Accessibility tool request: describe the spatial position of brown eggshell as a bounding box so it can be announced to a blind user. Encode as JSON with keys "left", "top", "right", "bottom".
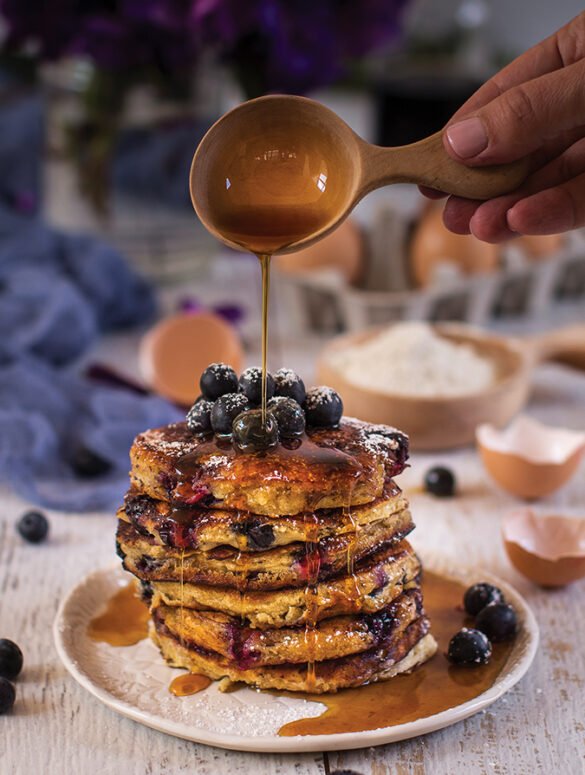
{"left": 410, "top": 204, "right": 500, "bottom": 287}
{"left": 275, "top": 218, "right": 363, "bottom": 284}
{"left": 477, "top": 417, "right": 585, "bottom": 500}
{"left": 502, "top": 510, "right": 585, "bottom": 587}
{"left": 140, "top": 312, "right": 243, "bottom": 406}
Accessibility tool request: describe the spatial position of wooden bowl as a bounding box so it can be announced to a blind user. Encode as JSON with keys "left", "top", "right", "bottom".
{"left": 316, "top": 323, "right": 531, "bottom": 450}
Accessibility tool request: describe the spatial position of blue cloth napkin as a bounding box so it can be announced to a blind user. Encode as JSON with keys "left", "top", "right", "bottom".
{"left": 0, "top": 206, "right": 181, "bottom": 511}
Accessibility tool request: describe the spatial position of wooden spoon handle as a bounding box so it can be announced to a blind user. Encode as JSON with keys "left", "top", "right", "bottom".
{"left": 361, "top": 131, "right": 530, "bottom": 200}
{"left": 530, "top": 324, "right": 585, "bottom": 370}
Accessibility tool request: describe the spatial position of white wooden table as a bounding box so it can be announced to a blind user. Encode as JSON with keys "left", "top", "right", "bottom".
{"left": 2, "top": 331, "right": 585, "bottom": 774}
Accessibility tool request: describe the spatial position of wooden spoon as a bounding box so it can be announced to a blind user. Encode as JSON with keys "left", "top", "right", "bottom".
{"left": 316, "top": 323, "right": 585, "bottom": 450}
{"left": 190, "top": 95, "right": 530, "bottom": 256}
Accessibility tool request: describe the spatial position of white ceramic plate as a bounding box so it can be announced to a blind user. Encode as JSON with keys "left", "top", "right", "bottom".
{"left": 53, "top": 561, "right": 539, "bottom": 753}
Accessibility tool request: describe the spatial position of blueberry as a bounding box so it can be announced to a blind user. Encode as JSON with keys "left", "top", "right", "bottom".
{"left": 200, "top": 363, "right": 238, "bottom": 401}
{"left": 304, "top": 386, "right": 343, "bottom": 427}
{"left": 463, "top": 583, "right": 505, "bottom": 616}
{"left": 0, "top": 678, "right": 15, "bottom": 714}
{"left": 232, "top": 408, "right": 279, "bottom": 451}
{"left": 447, "top": 628, "right": 492, "bottom": 665}
{"left": 17, "top": 511, "right": 49, "bottom": 544}
{"left": 72, "top": 448, "right": 112, "bottom": 478}
{"left": 267, "top": 396, "right": 305, "bottom": 438}
{"left": 424, "top": 466, "right": 456, "bottom": 497}
{"left": 234, "top": 518, "right": 276, "bottom": 549}
{"left": 239, "top": 367, "right": 275, "bottom": 405}
{"left": 186, "top": 398, "right": 213, "bottom": 434}
{"left": 210, "top": 393, "right": 250, "bottom": 435}
{"left": 475, "top": 602, "right": 517, "bottom": 642}
{"left": 273, "top": 368, "right": 306, "bottom": 405}
{"left": 0, "top": 640, "right": 23, "bottom": 680}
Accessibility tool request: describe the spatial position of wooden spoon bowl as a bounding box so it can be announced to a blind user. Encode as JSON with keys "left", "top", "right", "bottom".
{"left": 190, "top": 95, "right": 530, "bottom": 256}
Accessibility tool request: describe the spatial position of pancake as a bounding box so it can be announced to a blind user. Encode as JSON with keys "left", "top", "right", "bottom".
{"left": 149, "top": 540, "right": 421, "bottom": 628}
{"left": 121, "top": 479, "right": 408, "bottom": 551}
{"left": 116, "top": 505, "right": 414, "bottom": 590}
{"left": 152, "top": 614, "right": 436, "bottom": 693}
{"left": 129, "top": 418, "right": 408, "bottom": 516}
{"left": 152, "top": 588, "right": 422, "bottom": 667}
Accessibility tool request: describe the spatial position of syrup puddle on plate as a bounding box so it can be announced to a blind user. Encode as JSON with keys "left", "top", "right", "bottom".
{"left": 169, "top": 673, "right": 212, "bottom": 697}
{"left": 87, "top": 582, "right": 149, "bottom": 647}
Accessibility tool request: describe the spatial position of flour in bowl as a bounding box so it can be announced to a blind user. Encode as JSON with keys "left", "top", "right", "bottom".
{"left": 330, "top": 322, "right": 495, "bottom": 397}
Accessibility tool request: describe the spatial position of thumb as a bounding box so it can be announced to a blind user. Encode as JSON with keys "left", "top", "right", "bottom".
{"left": 444, "top": 59, "right": 585, "bottom": 165}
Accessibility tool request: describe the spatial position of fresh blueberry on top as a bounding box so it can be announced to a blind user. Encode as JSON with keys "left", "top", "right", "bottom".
{"left": 239, "top": 367, "right": 275, "bottom": 405}
{"left": 273, "top": 368, "right": 306, "bottom": 405}
{"left": 0, "top": 640, "right": 23, "bottom": 680}
{"left": 463, "top": 582, "right": 505, "bottom": 616}
{"left": 210, "top": 393, "right": 250, "bottom": 435}
{"left": 304, "top": 386, "right": 343, "bottom": 427}
{"left": 0, "top": 678, "right": 15, "bottom": 714}
{"left": 424, "top": 466, "right": 456, "bottom": 497}
{"left": 186, "top": 399, "right": 213, "bottom": 435}
{"left": 200, "top": 363, "right": 238, "bottom": 401}
{"left": 447, "top": 628, "right": 492, "bottom": 665}
{"left": 475, "top": 602, "right": 517, "bottom": 642}
{"left": 72, "top": 448, "right": 112, "bottom": 478}
{"left": 17, "top": 511, "right": 49, "bottom": 544}
{"left": 267, "top": 396, "right": 305, "bottom": 438}
{"left": 232, "top": 408, "right": 279, "bottom": 451}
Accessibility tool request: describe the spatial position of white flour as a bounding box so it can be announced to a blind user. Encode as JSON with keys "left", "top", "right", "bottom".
{"left": 330, "top": 322, "right": 495, "bottom": 397}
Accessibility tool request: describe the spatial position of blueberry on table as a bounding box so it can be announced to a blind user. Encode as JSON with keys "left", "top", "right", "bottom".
{"left": 475, "top": 602, "right": 518, "bottom": 642}
{"left": 17, "top": 511, "right": 49, "bottom": 544}
{"left": 210, "top": 393, "right": 250, "bottom": 436}
{"left": 0, "top": 640, "right": 23, "bottom": 680}
{"left": 0, "top": 678, "right": 15, "bottom": 714}
{"left": 463, "top": 582, "right": 505, "bottom": 616}
{"left": 239, "top": 367, "right": 275, "bottom": 405}
{"left": 447, "top": 628, "right": 492, "bottom": 665}
{"left": 273, "top": 368, "right": 306, "bottom": 405}
{"left": 424, "top": 466, "right": 456, "bottom": 497}
{"left": 267, "top": 397, "right": 306, "bottom": 438}
{"left": 304, "top": 386, "right": 343, "bottom": 427}
{"left": 186, "top": 399, "right": 213, "bottom": 434}
{"left": 200, "top": 363, "right": 239, "bottom": 401}
{"left": 232, "top": 408, "right": 279, "bottom": 451}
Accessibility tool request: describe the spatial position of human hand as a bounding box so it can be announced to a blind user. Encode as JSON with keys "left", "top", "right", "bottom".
{"left": 422, "top": 12, "right": 585, "bottom": 242}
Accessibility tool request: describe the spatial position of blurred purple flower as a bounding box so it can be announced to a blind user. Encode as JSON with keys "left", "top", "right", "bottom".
{"left": 0, "top": 0, "right": 408, "bottom": 94}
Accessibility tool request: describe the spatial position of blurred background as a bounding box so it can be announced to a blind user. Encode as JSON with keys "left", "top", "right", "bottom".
{"left": 1, "top": 0, "right": 584, "bottom": 510}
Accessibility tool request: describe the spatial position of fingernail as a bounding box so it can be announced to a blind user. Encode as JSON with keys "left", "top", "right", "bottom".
{"left": 446, "top": 117, "right": 488, "bottom": 159}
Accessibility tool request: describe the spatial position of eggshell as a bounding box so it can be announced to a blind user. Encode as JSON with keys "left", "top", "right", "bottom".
{"left": 502, "top": 509, "right": 585, "bottom": 587}
{"left": 410, "top": 204, "right": 500, "bottom": 287}
{"left": 275, "top": 218, "right": 363, "bottom": 284}
{"left": 140, "top": 311, "right": 243, "bottom": 406}
{"left": 477, "top": 416, "right": 585, "bottom": 500}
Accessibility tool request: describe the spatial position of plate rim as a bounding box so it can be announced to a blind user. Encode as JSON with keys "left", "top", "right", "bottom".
{"left": 53, "top": 560, "right": 539, "bottom": 753}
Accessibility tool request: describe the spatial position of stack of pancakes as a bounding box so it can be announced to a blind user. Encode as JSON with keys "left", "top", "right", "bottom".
{"left": 116, "top": 417, "right": 437, "bottom": 693}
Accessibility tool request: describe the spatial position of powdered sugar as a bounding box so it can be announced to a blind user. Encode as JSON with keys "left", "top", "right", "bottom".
{"left": 330, "top": 322, "right": 495, "bottom": 397}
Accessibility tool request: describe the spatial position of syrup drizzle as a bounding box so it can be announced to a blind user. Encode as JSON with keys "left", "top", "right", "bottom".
{"left": 278, "top": 571, "right": 514, "bottom": 736}
{"left": 303, "top": 512, "right": 321, "bottom": 690}
{"left": 87, "top": 582, "right": 149, "bottom": 647}
{"left": 258, "top": 253, "right": 271, "bottom": 426}
{"left": 169, "top": 673, "right": 212, "bottom": 697}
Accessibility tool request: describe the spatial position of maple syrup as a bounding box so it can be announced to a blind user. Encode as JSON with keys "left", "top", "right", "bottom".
{"left": 88, "top": 582, "right": 149, "bottom": 647}
{"left": 278, "top": 571, "right": 514, "bottom": 736}
{"left": 169, "top": 673, "right": 212, "bottom": 697}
